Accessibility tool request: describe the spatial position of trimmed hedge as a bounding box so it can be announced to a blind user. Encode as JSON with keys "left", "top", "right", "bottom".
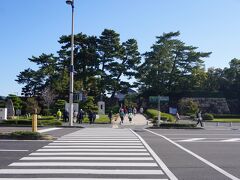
{"left": 145, "top": 109, "right": 175, "bottom": 122}
{"left": 150, "top": 123, "right": 197, "bottom": 129}
{"left": 10, "top": 131, "right": 41, "bottom": 139}
{"left": 212, "top": 114, "right": 240, "bottom": 119}
{"left": 0, "top": 131, "right": 54, "bottom": 140}
{"left": 202, "top": 113, "right": 214, "bottom": 120}
{"left": 0, "top": 119, "right": 62, "bottom": 126}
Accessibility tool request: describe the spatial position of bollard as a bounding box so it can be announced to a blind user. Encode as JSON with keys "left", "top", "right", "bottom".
{"left": 229, "top": 122, "right": 232, "bottom": 127}
{"left": 32, "top": 109, "right": 38, "bottom": 132}
{"left": 216, "top": 122, "right": 219, "bottom": 126}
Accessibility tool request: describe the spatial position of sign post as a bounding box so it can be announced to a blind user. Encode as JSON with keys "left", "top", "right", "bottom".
{"left": 149, "top": 96, "right": 169, "bottom": 127}
{"left": 32, "top": 108, "right": 38, "bottom": 132}
{"left": 157, "top": 95, "right": 161, "bottom": 127}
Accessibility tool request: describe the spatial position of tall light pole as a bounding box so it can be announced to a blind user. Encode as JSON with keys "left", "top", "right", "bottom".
{"left": 66, "top": 0, "right": 74, "bottom": 126}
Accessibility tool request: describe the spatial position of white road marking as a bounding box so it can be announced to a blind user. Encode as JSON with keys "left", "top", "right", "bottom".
{"left": 49, "top": 142, "right": 142, "bottom": 145}
{"left": 0, "top": 168, "right": 163, "bottom": 174}
{"left": 160, "top": 134, "right": 240, "bottom": 136}
{"left": 38, "top": 128, "right": 61, "bottom": 133}
{"left": 62, "top": 136, "right": 136, "bottom": 137}
{"left": 145, "top": 129, "right": 240, "bottom": 180}
{"left": 0, "top": 149, "right": 29, "bottom": 152}
{"left": 221, "top": 138, "right": 240, "bottom": 142}
{"left": 29, "top": 152, "right": 150, "bottom": 156}
{"left": 43, "top": 145, "right": 144, "bottom": 148}
{"left": 10, "top": 162, "right": 158, "bottom": 167}
{"left": 58, "top": 138, "right": 138, "bottom": 140}
{"left": 37, "top": 149, "right": 147, "bottom": 152}
{"left": 54, "top": 140, "right": 139, "bottom": 142}
{"left": 0, "top": 178, "right": 168, "bottom": 180}
{"left": 21, "top": 156, "right": 153, "bottom": 161}
{"left": 177, "top": 141, "right": 240, "bottom": 143}
{"left": 130, "top": 129, "right": 178, "bottom": 180}
{"left": 177, "top": 138, "right": 206, "bottom": 142}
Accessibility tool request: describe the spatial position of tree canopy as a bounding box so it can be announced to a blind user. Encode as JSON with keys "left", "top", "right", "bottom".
{"left": 16, "top": 29, "right": 240, "bottom": 110}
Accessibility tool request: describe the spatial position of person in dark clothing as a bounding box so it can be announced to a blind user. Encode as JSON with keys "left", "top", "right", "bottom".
{"left": 63, "top": 110, "right": 69, "bottom": 122}
{"left": 88, "top": 110, "right": 93, "bottom": 124}
{"left": 108, "top": 111, "right": 113, "bottom": 124}
{"left": 78, "top": 109, "right": 84, "bottom": 124}
{"left": 119, "top": 109, "right": 125, "bottom": 124}
{"left": 92, "top": 112, "right": 96, "bottom": 124}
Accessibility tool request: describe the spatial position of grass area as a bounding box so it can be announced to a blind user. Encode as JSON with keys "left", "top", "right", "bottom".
{"left": 0, "top": 131, "right": 54, "bottom": 140}
{"left": 210, "top": 119, "right": 240, "bottom": 123}
{"left": 82, "top": 115, "right": 110, "bottom": 124}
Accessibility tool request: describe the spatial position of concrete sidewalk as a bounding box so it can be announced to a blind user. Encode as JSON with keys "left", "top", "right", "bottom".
{"left": 113, "top": 113, "right": 149, "bottom": 126}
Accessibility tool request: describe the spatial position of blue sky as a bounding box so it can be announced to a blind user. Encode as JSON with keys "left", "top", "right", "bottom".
{"left": 0, "top": 0, "right": 240, "bottom": 96}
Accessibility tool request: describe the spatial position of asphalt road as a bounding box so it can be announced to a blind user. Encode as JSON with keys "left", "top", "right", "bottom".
{"left": 139, "top": 128, "right": 240, "bottom": 180}
{"left": 0, "top": 127, "right": 239, "bottom": 180}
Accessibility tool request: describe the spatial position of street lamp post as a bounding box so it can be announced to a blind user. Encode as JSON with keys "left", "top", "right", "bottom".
{"left": 66, "top": 0, "right": 74, "bottom": 126}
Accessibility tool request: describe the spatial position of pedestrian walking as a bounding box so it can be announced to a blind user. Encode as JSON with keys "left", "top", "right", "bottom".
{"left": 108, "top": 110, "right": 113, "bottom": 124}
{"left": 73, "top": 110, "right": 78, "bottom": 123}
{"left": 140, "top": 107, "right": 144, "bottom": 114}
{"left": 88, "top": 110, "right": 93, "bottom": 124}
{"left": 176, "top": 111, "right": 180, "bottom": 122}
{"left": 128, "top": 107, "right": 133, "bottom": 113}
{"left": 119, "top": 109, "right": 125, "bottom": 124}
{"left": 56, "top": 109, "right": 62, "bottom": 120}
{"left": 196, "top": 110, "right": 203, "bottom": 127}
{"left": 63, "top": 110, "right": 69, "bottom": 122}
{"left": 128, "top": 112, "right": 133, "bottom": 123}
{"left": 133, "top": 107, "right": 137, "bottom": 116}
{"left": 78, "top": 109, "right": 84, "bottom": 124}
{"left": 92, "top": 112, "right": 96, "bottom": 124}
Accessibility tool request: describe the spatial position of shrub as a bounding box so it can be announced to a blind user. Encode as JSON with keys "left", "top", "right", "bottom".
{"left": 202, "top": 113, "right": 214, "bottom": 120}
{"left": 106, "top": 105, "right": 119, "bottom": 114}
{"left": 146, "top": 109, "right": 175, "bottom": 122}
{"left": 212, "top": 114, "right": 240, "bottom": 119}
{"left": 178, "top": 99, "right": 199, "bottom": 115}
{"left": 38, "top": 116, "right": 56, "bottom": 120}
{"left": 38, "top": 120, "right": 62, "bottom": 126}
{"left": 10, "top": 131, "right": 41, "bottom": 139}
{"left": 150, "top": 123, "right": 197, "bottom": 129}
{"left": 54, "top": 100, "right": 66, "bottom": 113}
{"left": 1, "top": 119, "right": 62, "bottom": 126}
{"left": 1, "top": 119, "right": 32, "bottom": 125}
{"left": 0, "top": 131, "right": 54, "bottom": 140}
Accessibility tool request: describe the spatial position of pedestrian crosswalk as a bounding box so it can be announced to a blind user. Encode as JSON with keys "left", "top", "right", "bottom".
{"left": 0, "top": 128, "right": 175, "bottom": 180}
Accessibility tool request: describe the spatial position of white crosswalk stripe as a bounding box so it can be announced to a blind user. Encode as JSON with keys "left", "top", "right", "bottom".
{"left": 0, "top": 128, "right": 174, "bottom": 180}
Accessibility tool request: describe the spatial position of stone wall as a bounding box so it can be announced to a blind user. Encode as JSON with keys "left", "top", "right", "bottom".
{"left": 183, "top": 97, "right": 230, "bottom": 114}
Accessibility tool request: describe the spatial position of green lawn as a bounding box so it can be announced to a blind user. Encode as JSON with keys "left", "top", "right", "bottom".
{"left": 82, "top": 115, "right": 110, "bottom": 124}
{"left": 211, "top": 119, "right": 240, "bottom": 123}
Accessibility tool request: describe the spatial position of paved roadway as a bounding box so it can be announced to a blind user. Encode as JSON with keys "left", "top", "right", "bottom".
{"left": 0, "top": 123, "right": 240, "bottom": 179}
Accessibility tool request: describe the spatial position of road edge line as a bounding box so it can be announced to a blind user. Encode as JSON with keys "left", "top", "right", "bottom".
{"left": 145, "top": 129, "right": 240, "bottom": 180}
{"left": 38, "top": 128, "right": 62, "bottom": 133}
{"left": 130, "top": 129, "right": 178, "bottom": 180}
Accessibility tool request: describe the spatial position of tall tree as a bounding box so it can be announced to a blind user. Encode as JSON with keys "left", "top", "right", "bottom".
{"left": 98, "top": 29, "right": 121, "bottom": 94}
{"left": 137, "top": 31, "right": 211, "bottom": 95}
{"left": 58, "top": 33, "right": 101, "bottom": 96}
{"left": 109, "top": 39, "right": 141, "bottom": 99}
{"left": 16, "top": 54, "right": 58, "bottom": 97}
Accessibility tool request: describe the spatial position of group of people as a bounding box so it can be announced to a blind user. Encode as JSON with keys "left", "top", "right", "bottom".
{"left": 56, "top": 109, "right": 97, "bottom": 124}
{"left": 118, "top": 106, "right": 143, "bottom": 124}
